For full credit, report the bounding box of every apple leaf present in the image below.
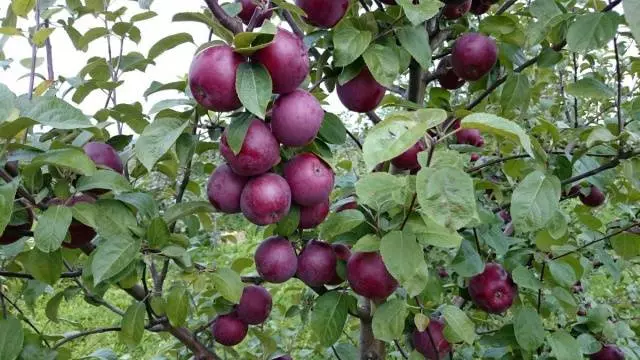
[0,317,23,360]
[333,21,371,67]
[0,177,20,235]
[513,306,545,351]
[510,170,561,233]
[310,291,351,346]
[119,301,146,347]
[441,305,476,344]
[566,12,619,53]
[34,205,72,253]
[380,231,429,297]
[548,331,583,360]
[624,0,640,45]
[236,63,271,120]
[461,113,535,159]
[395,25,431,69]
[135,117,189,171]
[372,299,408,342]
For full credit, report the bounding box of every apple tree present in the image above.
[1,0,640,359]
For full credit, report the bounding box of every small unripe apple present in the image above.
[442,0,472,19]
[451,33,498,81]
[295,0,349,28]
[252,28,309,94]
[206,164,249,214]
[255,236,298,283]
[412,318,452,360]
[220,119,281,177]
[438,267,449,278]
[237,285,272,325]
[579,185,606,207]
[283,153,334,207]
[468,263,517,314]
[236,0,273,26]
[211,312,248,346]
[497,210,511,223]
[347,252,398,301]
[240,173,291,225]
[590,344,625,360]
[296,240,337,286]
[391,140,426,170]
[270,89,324,147]
[337,67,385,113]
[189,45,244,112]
[298,199,330,229]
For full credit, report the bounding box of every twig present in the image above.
[358,0,370,11]
[246,0,271,32]
[551,221,640,261]
[613,35,624,149]
[561,156,621,186]
[281,10,321,58]
[572,53,579,128]
[394,339,408,359]
[332,345,344,360]
[366,111,382,124]
[44,19,54,81]
[495,0,517,14]
[52,326,121,349]
[28,0,41,100]
[203,0,243,34]
[0,168,46,210]
[0,270,82,279]
[473,228,481,258]
[467,154,530,173]
[63,261,125,316]
[399,139,435,231]
[346,129,363,150]
[0,286,6,319]
[536,262,546,313]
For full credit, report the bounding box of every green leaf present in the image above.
[380,231,428,297]
[549,330,583,360]
[224,113,254,155]
[131,10,157,22]
[512,265,542,291]
[310,291,350,346]
[212,268,243,303]
[78,27,109,50]
[236,63,272,119]
[233,30,276,55]
[610,231,640,259]
[396,0,443,26]
[333,21,372,67]
[362,44,399,87]
[34,205,72,253]
[405,214,463,248]
[513,306,545,351]
[510,171,561,233]
[91,236,141,285]
[32,27,54,47]
[395,25,431,69]
[119,302,146,347]
[23,248,63,285]
[501,73,530,112]
[461,113,535,159]
[566,12,619,52]
[165,285,189,327]
[30,148,96,176]
[552,287,577,313]
[163,201,214,225]
[275,205,300,237]
[318,113,347,145]
[148,33,194,60]
[451,240,483,277]
[577,333,602,355]
[319,210,365,241]
[0,177,20,235]
[362,108,447,171]
[566,78,615,99]
[333,343,358,360]
[0,317,24,360]
[0,84,18,123]
[355,172,406,212]
[372,299,408,342]
[624,0,640,45]
[416,166,478,230]
[24,96,93,129]
[45,292,64,322]
[115,192,158,219]
[76,170,132,194]
[586,127,615,148]
[548,260,577,287]
[352,234,381,252]
[146,217,171,249]
[11,0,35,17]
[172,12,233,43]
[135,117,188,170]
[441,305,476,344]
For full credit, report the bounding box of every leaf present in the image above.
[32,27,54,47]
[318,113,347,145]
[225,113,253,155]
[624,0,640,45]
[548,260,577,288]
[119,302,146,347]
[319,210,365,241]
[396,0,443,26]
[577,333,602,355]
[372,299,408,341]
[11,0,35,17]
[355,172,406,212]
[115,192,158,219]
[34,205,72,253]
[45,292,64,322]
[163,201,214,225]
[332,343,358,360]
[233,30,276,55]
[510,171,561,233]
[24,96,93,129]
[275,205,300,237]
[135,117,188,170]
[395,25,431,69]
[548,330,583,360]
[405,214,463,248]
[0,178,20,235]
[416,166,478,230]
[0,317,24,360]
[91,236,141,285]
[333,21,372,67]
[462,113,535,159]
[76,170,132,194]
[30,148,96,176]
[566,78,615,99]
[566,12,619,52]
[451,240,484,277]
[552,287,577,313]
[362,108,447,171]
[362,44,399,87]
[0,84,18,123]
[148,33,194,60]
[352,234,381,252]
[513,306,545,351]
[501,73,530,112]
[211,268,243,303]
[512,265,542,291]
[310,291,350,346]
[165,285,189,327]
[610,231,640,259]
[380,231,429,297]
[23,248,63,285]
[146,217,170,249]
[441,305,476,344]
[236,63,272,119]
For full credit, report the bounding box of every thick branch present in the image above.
[204,0,243,34]
[613,35,623,139]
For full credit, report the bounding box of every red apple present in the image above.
[437,56,466,90]
[283,153,334,207]
[468,263,517,314]
[220,119,281,177]
[0,205,33,245]
[412,318,452,360]
[271,89,324,147]
[295,0,349,28]
[336,67,385,113]
[206,164,249,214]
[240,173,291,225]
[590,344,625,360]
[442,0,472,19]
[47,195,97,249]
[346,252,398,301]
[391,140,426,170]
[83,142,123,174]
[296,240,337,286]
[579,185,606,207]
[189,45,245,112]
[255,236,298,283]
[298,198,330,229]
[237,285,272,325]
[451,33,498,81]
[252,28,309,94]
[211,312,248,346]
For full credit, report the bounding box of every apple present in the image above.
[336,67,386,113]
[298,199,330,229]
[336,200,358,212]
[451,33,498,81]
[470,0,492,14]
[270,89,324,147]
[579,185,606,207]
[206,164,249,214]
[346,252,398,300]
[391,140,426,170]
[438,267,449,278]
[332,243,352,261]
[273,356,293,360]
[590,345,625,360]
[497,210,511,223]
[295,0,348,28]
[412,318,452,360]
[236,0,272,26]
[47,195,97,249]
[237,285,272,325]
[253,28,309,94]
[296,240,337,286]
[0,205,33,245]
[189,45,245,112]
[453,119,485,147]
[211,312,248,346]
[255,236,298,283]
[220,119,281,176]
[83,142,123,174]
[442,0,472,19]
[468,263,517,314]
[283,153,334,207]
[240,173,291,225]
[4,161,19,177]
[437,56,466,90]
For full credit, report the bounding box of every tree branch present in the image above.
[572,53,579,128]
[495,0,517,14]
[204,0,243,34]
[28,0,41,100]
[52,326,122,349]
[536,262,546,314]
[44,19,54,81]
[366,111,382,124]
[613,35,624,144]
[467,154,530,173]
[0,292,51,347]
[246,0,271,32]
[394,339,408,359]
[0,270,82,279]
[551,221,640,261]
[346,129,363,150]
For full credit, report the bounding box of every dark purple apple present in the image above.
[237,285,272,325]
[220,119,281,176]
[236,0,273,26]
[206,164,249,214]
[337,200,358,212]
[296,240,337,286]
[271,89,324,146]
[470,0,492,14]
[189,45,245,112]
[412,318,452,360]
[283,153,334,207]
[273,356,293,360]
[298,198,330,229]
[211,312,248,346]
[0,205,33,245]
[347,252,398,301]
[451,33,498,81]
[336,67,385,113]
[564,184,581,198]
[332,243,351,261]
[295,0,348,28]
[497,210,511,223]
[47,195,97,249]
[4,161,19,177]
[468,263,517,314]
[437,56,466,90]
[443,0,472,19]
[579,185,606,207]
[590,345,625,360]
[252,28,309,94]
[83,142,123,174]
[240,173,291,225]
[391,140,425,170]
[255,236,298,283]
[438,267,449,278]
[453,120,485,147]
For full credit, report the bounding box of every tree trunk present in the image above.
[359,300,385,359]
